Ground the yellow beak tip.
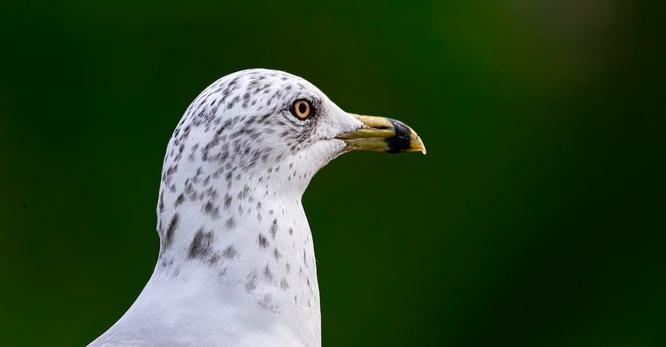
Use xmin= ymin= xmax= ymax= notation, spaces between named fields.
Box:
xmin=410 ymin=132 xmax=427 ymax=155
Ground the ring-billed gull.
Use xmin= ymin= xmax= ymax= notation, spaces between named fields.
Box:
xmin=88 ymin=69 xmax=425 ymax=347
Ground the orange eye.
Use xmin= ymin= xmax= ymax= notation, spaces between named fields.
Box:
xmin=291 ymin=99 xmax=312 ymax=119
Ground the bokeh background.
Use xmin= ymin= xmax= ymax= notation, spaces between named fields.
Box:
xmin=1 ymin=0 xmax=664 ymax=346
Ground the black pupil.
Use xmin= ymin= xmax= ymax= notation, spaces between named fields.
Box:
xmin=298 ymin=102 xmax=308 ymax=114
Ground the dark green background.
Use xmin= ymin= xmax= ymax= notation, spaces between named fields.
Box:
xmin=1 ymin=1 xmax=664 ymax=346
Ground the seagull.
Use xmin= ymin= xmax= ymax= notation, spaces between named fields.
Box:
xmin=88 ymin=69 xmax=426 ymax=347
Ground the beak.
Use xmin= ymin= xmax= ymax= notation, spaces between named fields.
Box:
xmin=336 ymin=114 xmax=427 ymax=154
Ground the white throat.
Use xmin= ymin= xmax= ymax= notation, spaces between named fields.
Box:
xmin=92 ymin=168 xmax=323 ymax=347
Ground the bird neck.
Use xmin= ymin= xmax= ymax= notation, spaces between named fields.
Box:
xmin=147 ymin=171 xmax=321 ymax=344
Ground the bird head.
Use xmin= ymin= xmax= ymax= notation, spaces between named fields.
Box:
xmin=161 ymin=69 xmax=425 ymax=199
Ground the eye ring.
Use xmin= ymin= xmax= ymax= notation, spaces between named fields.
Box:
xmin=290 ymin=99 xmax=313 ymax=120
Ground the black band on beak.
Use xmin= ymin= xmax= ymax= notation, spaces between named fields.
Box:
xmin=385 ymin=119 xmax=413 ymax=153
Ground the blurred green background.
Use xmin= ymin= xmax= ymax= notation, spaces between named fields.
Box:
xmin=1 ymin=0 xmax=664 ymax=346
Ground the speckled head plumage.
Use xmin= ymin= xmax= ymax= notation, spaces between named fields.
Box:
xmin=162 ymin=69 xmax=353 ymax=186
xmin=88 ymin=68 xmax=425 ymax=347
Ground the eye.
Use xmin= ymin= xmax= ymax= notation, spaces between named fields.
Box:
xmin=290 ymin=99 xmax=313 ymax=120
